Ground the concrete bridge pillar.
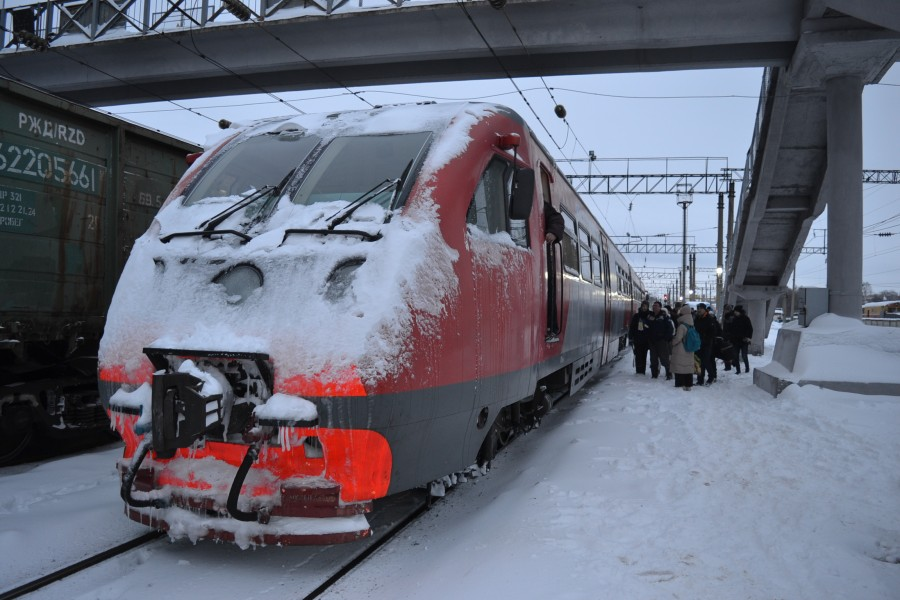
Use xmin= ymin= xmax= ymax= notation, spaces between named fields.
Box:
xmin=747 ymin=299 xmax=767 ymax=356
xmin=824 ymin=74 xmax=864 ymax=319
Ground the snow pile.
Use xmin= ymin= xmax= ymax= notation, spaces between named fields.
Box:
xmin=784 ymin=314 xmax=900 ymax=383
xmin=253 ymin=393 xmax=318 ymax=423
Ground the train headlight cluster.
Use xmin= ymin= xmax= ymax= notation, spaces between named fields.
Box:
xmin=323 ymin=258 xmax=365 ymax=302
xmin=212 ymin=263 xmax=263 ymax=304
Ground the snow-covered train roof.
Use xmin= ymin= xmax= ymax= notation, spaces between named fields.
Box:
xmin=207 ymin=101 xmax=522 ymax=150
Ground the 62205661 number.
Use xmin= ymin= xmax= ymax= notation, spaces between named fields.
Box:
xmin=0 ymin=142 xmax=102 ymax=194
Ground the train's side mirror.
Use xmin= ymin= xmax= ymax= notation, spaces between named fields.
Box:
xmin=509 ymin=167 xmax=534 ymax=220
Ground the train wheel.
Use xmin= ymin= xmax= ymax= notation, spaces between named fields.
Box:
xmin=476 ymin=423 xmax=499 ymax=469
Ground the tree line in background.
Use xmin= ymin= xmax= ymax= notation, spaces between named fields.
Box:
xmin=862 ymin=282 xmax=899 ymax=302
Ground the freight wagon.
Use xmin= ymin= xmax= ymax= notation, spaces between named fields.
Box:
xmin=0 ymin=78 xmax=200 ymax=464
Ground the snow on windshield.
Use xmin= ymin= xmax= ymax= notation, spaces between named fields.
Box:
xmin=99 ymin=103 xmax=502 ymax=388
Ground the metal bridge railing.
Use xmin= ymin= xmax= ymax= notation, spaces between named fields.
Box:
xmin=1 ymin=0 xmax=436 ymax=49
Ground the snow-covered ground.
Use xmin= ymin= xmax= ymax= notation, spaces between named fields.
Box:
xmin=1 ymin=319 xmax=898 ymax=600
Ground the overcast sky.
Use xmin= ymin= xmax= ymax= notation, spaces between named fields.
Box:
xmin=102 ymin=63 xmax=900 ymax=297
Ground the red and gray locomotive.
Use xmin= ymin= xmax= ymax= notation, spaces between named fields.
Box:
xmin=100 ymin=102 xmax=644 ymax=546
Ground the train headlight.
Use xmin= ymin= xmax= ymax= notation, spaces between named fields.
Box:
xmin=324 ymin=258 xmax=365 ymax=302
xmin=213 ymin=263 xmax=263 ymax=304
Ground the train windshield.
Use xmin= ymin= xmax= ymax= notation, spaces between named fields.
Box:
xmin=183 ymin=132 xmax=320 ymax=206
xmin=292 ymin=132 xmax=430 ymax=208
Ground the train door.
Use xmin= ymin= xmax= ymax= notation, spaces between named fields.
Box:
xmin=541 ymin=168 xmax=563 ymax=340
xmin=602 ymin=244 xmax=615 ymax=358
xmin=590 ymin=238 xmax=610 ymax=363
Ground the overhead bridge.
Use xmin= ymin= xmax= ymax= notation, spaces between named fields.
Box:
xmin=0 ymin=0 xmax=831 ymax=104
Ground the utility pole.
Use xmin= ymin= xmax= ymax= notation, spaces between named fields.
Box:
xmin=717 ymin=191 xmax=724 ymax=311
xmin=677 ymin=188 xmax=693 ymax=302
xmin=690 ymin=252 xmax=697 ymax=300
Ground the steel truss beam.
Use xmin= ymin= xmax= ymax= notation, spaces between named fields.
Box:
xmin=564 ymin=169 xmax=898 ymax=194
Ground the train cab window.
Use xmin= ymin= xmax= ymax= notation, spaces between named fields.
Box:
xmin=293 ymin=132 xmax=431 ymax=208
xmin=184 ymin=133 xmax=321 ymax=205
xmin=578 ymin=226 xmax=592 ymax=281
xmin=466 ymin=156 xmax=529 ymax=247
xmin=559 ymin=209 xmax=579 ymax=274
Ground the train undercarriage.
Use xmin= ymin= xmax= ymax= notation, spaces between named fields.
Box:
xmin=0 ymin=339 xmax=116 ymax=466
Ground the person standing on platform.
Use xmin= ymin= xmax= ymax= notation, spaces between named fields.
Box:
xmin=694 ymin=302 xmax=722 ymax=385
xmin=670 ymin=304 xmax=696 ymax=390
xmin=730 ymin=305 xmax=754 ymax=374
xmin=628 ymin=300 xmax=652 ymax=375
xmin=648 ymin=301 xmax=674 ymax=380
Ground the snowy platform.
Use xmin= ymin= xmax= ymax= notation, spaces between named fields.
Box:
xmin=754 ymin=314 xmax=900 ymax=397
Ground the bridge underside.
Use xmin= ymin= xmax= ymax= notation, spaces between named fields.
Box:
xmin=725 ymin=5 xmax=898 ymax=346
xmin=737 ymin=78 xmax=827 ymax=290
xmin=0 ymin=0 xmax=805 ymax=105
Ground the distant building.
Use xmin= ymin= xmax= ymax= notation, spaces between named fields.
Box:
xmin=862 ymin=300 xmax=900 ymax=318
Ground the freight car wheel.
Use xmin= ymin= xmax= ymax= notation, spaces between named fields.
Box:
xmin=0 ymin=429 xmax=34 ymax=466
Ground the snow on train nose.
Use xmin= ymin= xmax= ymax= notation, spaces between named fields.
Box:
xmin=110 ymin=351 xmax=377 ymax=546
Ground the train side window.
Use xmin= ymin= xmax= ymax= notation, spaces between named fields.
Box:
xmin=603 ymin=249 xmax=611 ymax=289
xmin=591 ymin=239 xmax=602 ymax=286
xmin=578 ymin=226 xmax=592 ymax=281
xmin=467 ymin=156 xmax=530 ymax=247
xmin=467 ymin=156 xmax=510 ymax=233
xmin=559 ymin=209 xmax=579 ymax=274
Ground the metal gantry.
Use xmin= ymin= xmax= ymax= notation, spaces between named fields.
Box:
xmin=618 ymin=243 xmax=826 ymax=255
xmin=1 ymin=0 xmax=420 ymax=48
xmin=563 ymin=167 xmax=898 ymax=195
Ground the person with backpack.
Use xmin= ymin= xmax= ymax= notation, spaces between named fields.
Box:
xmin=647 ymin=300 xmax=674 ymax=380
xmin=670 ymin=304 xmax=697 ymax=390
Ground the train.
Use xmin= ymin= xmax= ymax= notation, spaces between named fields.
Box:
xmin=99 ymin=101 xmax=646 ymax=547
xmin=0 ymin=78 xmax=200 ymax=465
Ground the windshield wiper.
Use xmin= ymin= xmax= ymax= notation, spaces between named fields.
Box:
xmin=390 ymin=159 xmax=414 ymax=209
xmin=160 ymin=229 xmax=252 ymax=244
xmin=247 ymin=168 xmax=300 ymax=227
xmin=326 ymin=178 xmax=399 ymax=231
xmin=198 ymin=185 xmax=276 ymax=232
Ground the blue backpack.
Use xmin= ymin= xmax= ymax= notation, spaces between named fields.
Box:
xmin=682 ymin=325 xmax=701 ymax=352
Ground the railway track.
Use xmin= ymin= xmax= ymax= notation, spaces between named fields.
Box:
xmin=0 ymin=531 xmax=165 ymax=600
xmin=0 ymin=489 xmax=430 ymax=600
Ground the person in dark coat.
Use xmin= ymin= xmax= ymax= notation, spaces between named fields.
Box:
xmin=647 ymin=300 xmax=674 ymax=379
xmin=693 ymin=302 xmax=721 ymax=385
xmin=544 ymin=201 xmax=564 ymax=243
xmin=628 ymin=300 xmax=652 ymax=375
xmin=729 ymin=305 xmax=754 ymax=374
xmin=670 ymin=304 xmax=696 ymax=390
xmin=719 ymin=304 xmax=735 ymax=371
